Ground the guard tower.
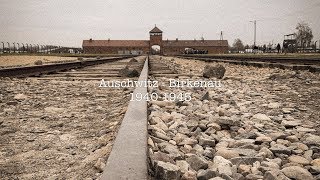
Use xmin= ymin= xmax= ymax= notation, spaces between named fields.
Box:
xmin=149 ymin=25 xmax=163 ymax=54
xmin=283 ymin=34 xmax=297 ymax=53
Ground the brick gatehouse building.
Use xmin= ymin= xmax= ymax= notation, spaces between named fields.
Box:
xmin=82 ymin=26 xmax=228 ymax=55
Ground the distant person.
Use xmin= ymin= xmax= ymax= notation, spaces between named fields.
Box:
xmin=277 ymin=43 xmax=281 ymax=53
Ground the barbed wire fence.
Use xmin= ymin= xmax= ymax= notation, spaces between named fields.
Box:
xmin=0 ymin=42 xmax=82 ymax=54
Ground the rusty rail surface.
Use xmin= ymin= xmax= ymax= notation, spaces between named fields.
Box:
xmin=101 ymin=57 xmax=149 ymax=180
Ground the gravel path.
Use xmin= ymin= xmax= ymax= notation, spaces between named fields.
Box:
xmin=148 ymin=56 xmax=320 ymax=179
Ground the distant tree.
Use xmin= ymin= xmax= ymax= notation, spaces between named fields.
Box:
xmin=295 ymin=22 xmax=313 ymax=47
xmin=263 ymin=44 xmax=267 ymax=53
xmin=311 ymin=41 xmax=316 ymax=50
xmin=244 ymin=44 xmax=250 ymax=49
xmin=233 ymin=39 xmax=245 ymax=53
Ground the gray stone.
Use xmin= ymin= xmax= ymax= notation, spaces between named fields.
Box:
xmin=203 ymin=64 xmax=226 ymax=79
xmin=232 ymin=173 xmax=246 ymax=180
xmin=264 ymin=170 xmax=282 ymax=180
xmin=288 ymin=155 xmax=310 ymax=165
xmin=154 ymin=131 xmax=171 ymax=141
xmin=176 ymin=160 xmax=190 ymax=174
xmin=181 ymin=171 xmax=197 ymax=180
xmin=118 ymin=66 xmax=139 ymax=77
xmin=207 ymin=122 xmax=221 ymax=131
xmin=208 ymin=177 xmax=225 ymax=180
xmin=186 ymin=119 xmax=199 ymax=129
xmin=296 ymin=127 xmax=316 ymax=133
xmin=201 ymin=91 xmax=211 ymax=101
xmin=155 ymin=161 xmax=181 ymax=180
xmin=34 ymin=60 xmax=43 ymax=65
xmin=270 ymin=144 xmax=292 ymax=155
xmin=251 ymin=113 xmax=271 ymax=122
xmin=267 ymin=102 xmax=281 ymax=109
xmin=215 ymin=149 xmax=240 ymax=159
xmin=44 ymin=106 xmax=65 ymax=113
xmin=245 ymin=174 xmax=263 ymax=180
xmin=220 ymin=173 xmax=234 ymax=180
xmin=255 ymin=136 xmax=272 ymax=143
xmin=259 ymin=147 xmax=274 ymax=158
xmin=199 ymin=137 xmax=215 ymax=148
xmin=173 ymin=133 xmax=189 ymax=144
xmin=217 ymin=117 xmax=240 ymax=126
xmin=178 ymin=138 xmax=198 ymax=146
xmin=230 ymin=157 xmax=263 ymax=166
xmin=152 ymin=152 xmax=175 ymax=164
xmin=186 ymin=154 xmax=208 ymax=171
xmin=94 ymin=158 xmax=106 ymax=173
xmin=261 ymin=161 xmax=280 ymax=169
xmin=230 ymin=139 xmax=255 ymax=148
xmin=281 ymin=166 xmax=314 ymax=180
xmin=193 ymin=144 xmax=205 ymax=155
xmin=282 ymin=108 xmax=294 ymax=114
xmin=310 ymin=166 xmax=320 ymax=175
xmin=197 ymin=169 xmax=217 ymax=180
xmin=286 ymin=135 xmax=299 ymax=142
xmin=311 ymin=159 xmax=320 ymax=167
xmin=304 ymin=134 xmax=320 ymax=146
xmin=281 ymin=120 xmax=302 ymax=128
xmin=234 ymin=148 xmax=257 ymax=157
xmin=158 ymin=142 xmax=184 ymax=160
xmin=213 ymin=156 xmax=233 ymax=176
xmin=13 ymin=93 xmax=28 ymax=100
xmin=268 ymin=132 xmax=288 ymax=141
xmin=238 ymin=164 xmax=251 ymax=176
xmin=129 ymin=58 xmax=138 ymax=63
xmin=203 ymin=148 xmax=214 ymax=159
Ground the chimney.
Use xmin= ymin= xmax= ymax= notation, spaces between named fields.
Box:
xmin=176 ymin=38 xmax=178 ymax=42
xmin=89 ymin=38 xmax=93 ymax=42
xmin=108 ymin=38 xmax=110 ymax=42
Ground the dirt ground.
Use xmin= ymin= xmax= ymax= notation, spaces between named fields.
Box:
xmin=0 ymin=56 xmax=78 ymax=68
xmin=0 ymin=78 xmax=134 ymax=179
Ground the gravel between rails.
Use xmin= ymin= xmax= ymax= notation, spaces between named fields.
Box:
xmin=147 ymin=56 xmax=320 ymax=180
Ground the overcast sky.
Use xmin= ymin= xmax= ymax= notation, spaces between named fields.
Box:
xmin=0 ymin=0 xmax=319 ymax=47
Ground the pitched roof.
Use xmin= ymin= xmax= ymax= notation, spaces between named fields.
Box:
xmin=163 ymin=40 xmax=228 ymax=47
xmin=82 ymin=40 xmax=149 ymax=47
xmin=149 ymin=26 xmax=163 ymax=33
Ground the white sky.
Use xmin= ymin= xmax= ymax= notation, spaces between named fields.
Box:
xmin=0 ymin=0 xmax=319 ymax=47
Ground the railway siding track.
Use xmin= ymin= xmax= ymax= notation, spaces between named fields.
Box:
xmin=177 ymin=55 xmax=320 ymax=72
xmin=101 ymin=56 xmax=180 ymax=179
xmin=0 ymin=56 xmax=136 ymax=78
xmin=0 ymin=56 xmax=146 ymax=179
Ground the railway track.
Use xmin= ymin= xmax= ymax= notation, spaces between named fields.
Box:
xmin=35 ymin=59 xmax=145 ymax=81
xmin=2 ymin=55 xmax=319 ymax=179
xmin=177 ymin=55 xmax=320 ymax=72
xmin=0 ymin=56 xmax=147 ymax=179
xmin=0 ymin=56 xmax=137 ymax=78
xmin=1 ymin=55 xmax=178 ymax=179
